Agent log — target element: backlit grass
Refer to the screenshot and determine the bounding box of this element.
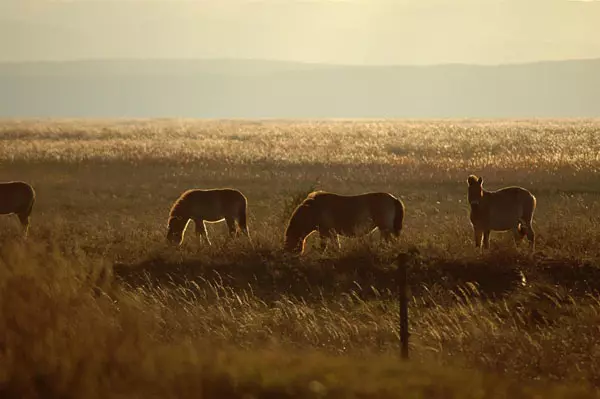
[1,119,600,397]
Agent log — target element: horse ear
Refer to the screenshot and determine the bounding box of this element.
[477,177,483,185]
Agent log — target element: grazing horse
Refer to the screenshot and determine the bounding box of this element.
[284,191,405,254]
[467,175,536,251]
[0,181,36,237]
[166,188,250,246]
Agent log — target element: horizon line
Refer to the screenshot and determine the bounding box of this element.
[1,56,600,68]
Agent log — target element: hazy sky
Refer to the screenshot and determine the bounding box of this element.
[2,0,599,64]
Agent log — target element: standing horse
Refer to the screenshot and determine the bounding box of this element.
[166,188,250,246]
[467,175,536,250]
[284,191,405,254]
[0,181,36,237]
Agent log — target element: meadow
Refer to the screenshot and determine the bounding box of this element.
[1,119,600,398]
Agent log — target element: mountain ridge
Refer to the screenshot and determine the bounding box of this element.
[2,58,598,118]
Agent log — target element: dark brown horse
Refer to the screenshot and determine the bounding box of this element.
[284,191,405,254]
[0,181,36,237]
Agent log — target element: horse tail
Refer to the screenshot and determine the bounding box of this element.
[527,194,537,222]
[393,198,405,235]
[518,192,536,249]
[17,184,35,237]
[238,196,250,238]
[519,192,536,230]
[25,185,36,217]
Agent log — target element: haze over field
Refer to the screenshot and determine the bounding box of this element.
[2,0,599,117]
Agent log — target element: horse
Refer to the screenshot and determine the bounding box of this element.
[467,175,536,251]
[166,188,250,246]
[284,191,405,254]
[0,181,36,237]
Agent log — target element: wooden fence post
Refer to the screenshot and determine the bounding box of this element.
[398,255,409,359]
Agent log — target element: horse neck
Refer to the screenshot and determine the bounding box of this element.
[479,188,493,202]
[169,202,188,220]
[470,191,487,215]
[168,214,180,226]
[286,209,316,244]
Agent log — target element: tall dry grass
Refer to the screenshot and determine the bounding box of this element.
[1,239,599,398]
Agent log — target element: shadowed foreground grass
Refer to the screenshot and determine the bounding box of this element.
[0,240,598,399]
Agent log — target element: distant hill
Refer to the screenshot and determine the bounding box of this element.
[1,58,599,118]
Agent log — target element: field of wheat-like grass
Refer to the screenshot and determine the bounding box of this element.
[1,119,600,398]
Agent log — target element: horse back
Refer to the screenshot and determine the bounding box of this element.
[478,186,536,229]
[490,186,535,208]
[175,188,247,221]
[310,191,400,234]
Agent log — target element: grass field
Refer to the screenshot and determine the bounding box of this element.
[1,119,600,397]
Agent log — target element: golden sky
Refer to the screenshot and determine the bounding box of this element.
[2,0,599,64]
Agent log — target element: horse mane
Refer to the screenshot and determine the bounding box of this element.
[284,195,318,249]
[306,190,327,200]
[289,196,315,221]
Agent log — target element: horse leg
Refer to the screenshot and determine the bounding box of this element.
[525,224,535,251]
[225,217,238,238]
[512,225,525,248]
[235,217,253,247]
[380,230,394,243]
[482,230,491,250]
[473,228,483,249]
[17,213,30,238]
[239,222,250,239]
[194,219,211,246]
[319,229,339,253]
[318,235,329,253]
[236,207,250,239]
[331,234,341,252]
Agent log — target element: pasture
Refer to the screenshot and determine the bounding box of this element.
[1,119,600,398]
